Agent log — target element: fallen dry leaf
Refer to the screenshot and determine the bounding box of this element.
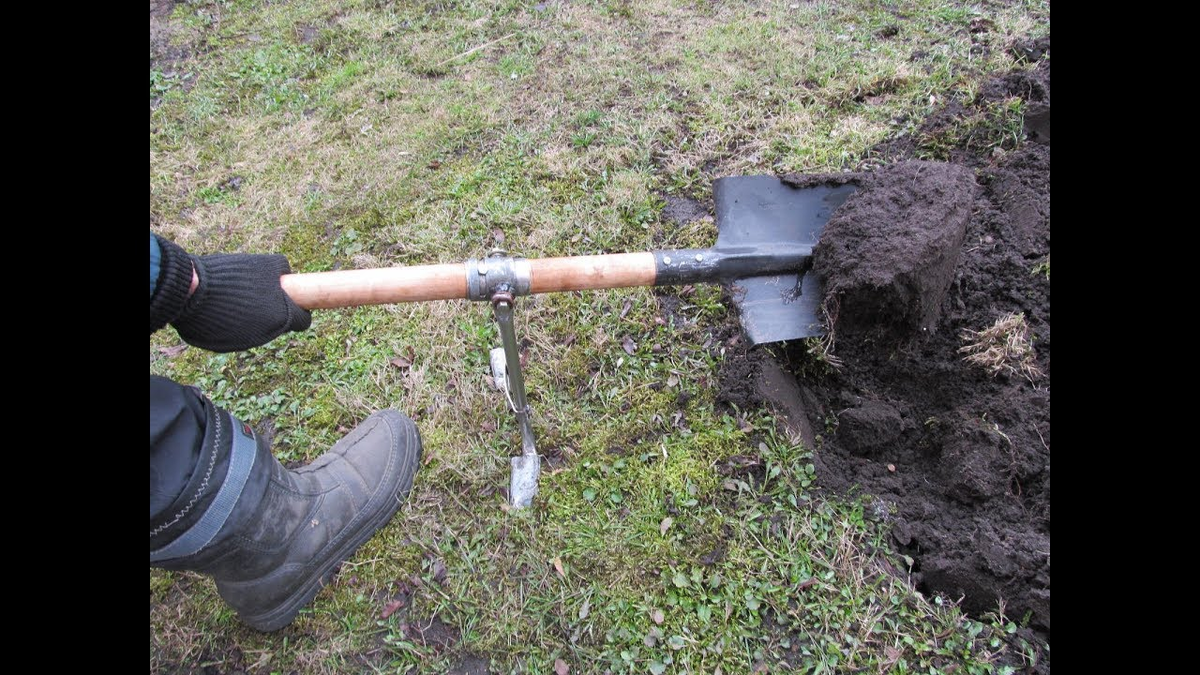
[380,598,405,619]
[620,299,633,318]
[493,229,505,244]
[666,374,680,388]
[427,159,442,169]
[390,345,416,369]
[622,335,637,355]
[578,597,590,621]
[552,556,565,578]
[554,659,570,675]
[660,517,674,536]
[651,609,665,625]
[158,344,187,357]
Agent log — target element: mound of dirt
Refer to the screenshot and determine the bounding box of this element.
[722,37,1051,650]
[814,161,978,336]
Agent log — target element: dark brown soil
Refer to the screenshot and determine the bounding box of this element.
[661,194,710,226]
[446,655,492,675]
[719,35,1050,653]
[814,161,979,336]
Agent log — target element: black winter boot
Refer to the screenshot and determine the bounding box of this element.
[151,409,421,631]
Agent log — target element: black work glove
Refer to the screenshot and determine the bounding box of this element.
[172,253,312,353]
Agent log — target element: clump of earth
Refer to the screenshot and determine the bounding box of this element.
[718,34,1050,660]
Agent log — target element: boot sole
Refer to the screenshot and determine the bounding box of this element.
[240,412,421,631]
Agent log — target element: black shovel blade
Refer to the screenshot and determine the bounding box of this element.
[713,176,856,345]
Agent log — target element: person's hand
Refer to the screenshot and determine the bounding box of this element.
[172,253,312,352]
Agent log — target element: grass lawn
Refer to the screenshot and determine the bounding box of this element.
[151,1,1049,672]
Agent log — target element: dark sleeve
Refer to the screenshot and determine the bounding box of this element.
[150,233,195,334]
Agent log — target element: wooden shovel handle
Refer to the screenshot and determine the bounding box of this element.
[280,264,468,309]
[529,253,655,293]
[280,253,658,310]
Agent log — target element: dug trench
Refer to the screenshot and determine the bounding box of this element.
[715,38,1050,654]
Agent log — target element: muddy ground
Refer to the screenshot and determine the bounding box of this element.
[717,35,1050,657]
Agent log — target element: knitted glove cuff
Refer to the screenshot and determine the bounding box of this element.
[150,235,196,334]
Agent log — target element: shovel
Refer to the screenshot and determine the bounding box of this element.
[279,176,855,506]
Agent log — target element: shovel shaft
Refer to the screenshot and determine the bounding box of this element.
[281,263,468,309]
[529,253,656,293]
[279,247,810,310]
[280,254,659,309]
[653,246,811,285]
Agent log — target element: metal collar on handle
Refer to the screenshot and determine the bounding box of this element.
[466,250,532,301]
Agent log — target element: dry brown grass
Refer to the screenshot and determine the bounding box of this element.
[959,311,1043,381]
